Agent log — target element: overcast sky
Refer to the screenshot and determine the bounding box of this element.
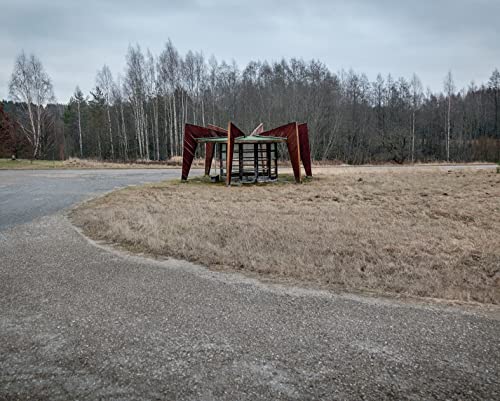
[1,0,499,102]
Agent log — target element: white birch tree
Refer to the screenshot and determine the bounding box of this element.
[96,65,115,159]
[112,75,128,160]
[8,51,55,159]
[145,50,160,160]
[444,71,455,162]
[125,45,148,159]
[73,86,85,158]
[410,74,423,163]
[158,40,180,157]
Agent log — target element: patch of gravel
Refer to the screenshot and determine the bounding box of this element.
[0,214,499,400]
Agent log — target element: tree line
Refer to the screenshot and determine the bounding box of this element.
[1,40,500,163]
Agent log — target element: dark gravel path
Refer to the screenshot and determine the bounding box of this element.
[0,168,499,400]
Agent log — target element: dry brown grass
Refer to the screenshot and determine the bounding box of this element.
[62,157,205,169]
[70,167,500,304]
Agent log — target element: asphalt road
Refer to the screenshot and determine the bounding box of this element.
[0,169,189,230]
[0,167,499,400]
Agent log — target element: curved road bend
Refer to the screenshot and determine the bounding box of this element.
[0,167,499,400]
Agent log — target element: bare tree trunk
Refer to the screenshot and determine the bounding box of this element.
[107,106,114,159]
[411,110,415,163]
[149,104,156,161]
[34,105,42,159]
[201,97,205,127]
[77,101,83,158]
[212,93,215,124]
[443,71,454,162]
[169,94,175,157]
[115,111,122,160]
[120,102,128,160]
[143,103,150,160]
[183,92,188,155]
[154,97,159,161]
[135,105,143,159]
[182,92,187,155]
[193,97,196,125]
[321,116,341,160]
[163,95,170,159]
[447,96,451,162]
[97,131,102,159]
[495,90,498,137]
[139,102,145,160]
[172,93,178,156]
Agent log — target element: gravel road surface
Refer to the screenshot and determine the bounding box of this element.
[0,167,499,400]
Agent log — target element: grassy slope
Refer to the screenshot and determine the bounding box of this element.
[0,158,65,169]
[71,168,500,304]
[0,158,192,170]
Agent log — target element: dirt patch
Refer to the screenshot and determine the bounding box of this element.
[70,168,500,304]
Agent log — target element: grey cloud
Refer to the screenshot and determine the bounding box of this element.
[1,0,499,101]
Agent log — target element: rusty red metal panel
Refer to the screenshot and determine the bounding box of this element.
[181,123,225,180]
[298,123,312,177]
[225,122,245,186]
[207,124,228,134]
[260,122,302,182]
[205,142,215,175]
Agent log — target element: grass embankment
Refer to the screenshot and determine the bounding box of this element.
[71,168,500,304]
[0,158,65,169]
[0,157,203,170]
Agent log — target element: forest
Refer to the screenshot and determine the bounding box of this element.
[1,39,499,164]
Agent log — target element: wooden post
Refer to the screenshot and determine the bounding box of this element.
[239,143,243,181]
[274,142,278,178]
[259,144,265,176]
[254,143,259,183]
[266,143,272,178]
[219,143,224,178]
